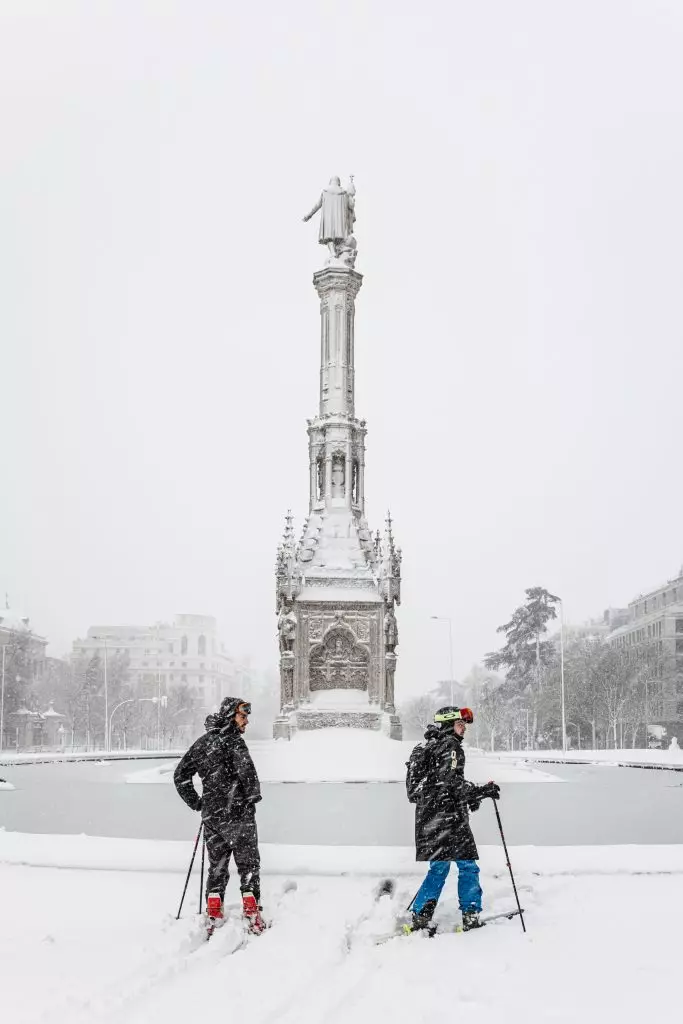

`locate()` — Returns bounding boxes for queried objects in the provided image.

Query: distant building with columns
[72,613,236,708]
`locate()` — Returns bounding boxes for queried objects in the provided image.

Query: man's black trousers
[203,818,261,904]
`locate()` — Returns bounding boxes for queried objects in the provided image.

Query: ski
[375,907,525,944]
[454,908,524,932]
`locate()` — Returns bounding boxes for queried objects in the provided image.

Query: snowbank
[0,779,15,791]
[2,829,682,877]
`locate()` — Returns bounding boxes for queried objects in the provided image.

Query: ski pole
[491,799,526,933]
[405,888,420,912]
[199,831,206,913]
[176,821,203,920]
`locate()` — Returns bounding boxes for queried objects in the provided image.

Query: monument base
[272,690,402,739]
[272,714,295,741]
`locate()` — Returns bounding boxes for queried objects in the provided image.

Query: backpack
[405,740,435,804]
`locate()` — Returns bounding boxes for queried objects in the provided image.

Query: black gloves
[477,781,501,801]
[468,796,482,813]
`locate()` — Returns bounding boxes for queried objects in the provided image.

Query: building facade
[607,569,683,729]
[274,223,403,739]
[72,613,236,708]
[0,607,48,682]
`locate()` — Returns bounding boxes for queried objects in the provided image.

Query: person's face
[454,720,466,738]
[235,706,250,733]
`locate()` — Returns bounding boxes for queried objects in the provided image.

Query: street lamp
[91,634,114,753]
[108,696,159,752]
[566,720,581,750]
[0,644,6,754]
[559,600,567,754]
[430,616,454,705]
[520,707,530,750]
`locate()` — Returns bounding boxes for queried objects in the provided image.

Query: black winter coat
[173,720,261,832]
[414,726,479,862]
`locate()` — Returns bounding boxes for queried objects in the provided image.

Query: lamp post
[430,616,454,705]
[559,600,567,753]
[150,633,179,752]
[0,644,6,754]
[108,696,159,752]
[91,634,114,752]
[566,720,581,750]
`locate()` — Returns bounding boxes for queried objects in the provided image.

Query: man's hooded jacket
[173,697,261,830]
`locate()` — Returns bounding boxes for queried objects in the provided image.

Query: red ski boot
[205,892,224,937]
[242,891,265,935]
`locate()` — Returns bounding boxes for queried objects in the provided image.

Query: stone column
[309,457,317,509]
[384,652,402,740]
[273,651,296,740]
[384,652,396,713]
[313,267,362,420]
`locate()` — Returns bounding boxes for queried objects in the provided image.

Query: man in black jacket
[407,705,500,933]
[174,696,264,932]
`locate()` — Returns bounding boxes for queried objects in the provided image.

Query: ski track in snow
[2,856,682,1024]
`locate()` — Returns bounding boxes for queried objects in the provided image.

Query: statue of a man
[384,605,398,652]
[277,600,297,654]
[303,175,356,261]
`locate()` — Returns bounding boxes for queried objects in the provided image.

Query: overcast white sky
[2,0,682,697]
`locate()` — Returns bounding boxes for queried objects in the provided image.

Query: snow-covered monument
[273,176,402,740]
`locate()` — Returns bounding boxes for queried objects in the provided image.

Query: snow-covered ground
[1,832,681,1024]
[490,746,683,768]
[126,731,562,784]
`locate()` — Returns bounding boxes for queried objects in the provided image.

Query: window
[677,702,683,717]
[181,662,187,668]
[676,620,683,634]
[200,663,205,670]
[198,635,206,657]
[181,674,187,684]
[199,675,204,684]
[181,636,188,655]
[144,649,150,655]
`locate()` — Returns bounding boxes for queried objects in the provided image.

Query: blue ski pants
[413,860,482,914]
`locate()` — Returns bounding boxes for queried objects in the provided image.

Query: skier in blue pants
[406,706,500,932]
[413,859,482,919]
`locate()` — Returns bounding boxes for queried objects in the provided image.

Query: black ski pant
[203,818,261,905]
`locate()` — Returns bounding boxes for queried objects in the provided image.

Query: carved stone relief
[309,627,369,692]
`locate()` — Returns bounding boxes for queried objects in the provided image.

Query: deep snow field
[1,833,680,1024]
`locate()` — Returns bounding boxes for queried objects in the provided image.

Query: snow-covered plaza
[1,833,681,1024]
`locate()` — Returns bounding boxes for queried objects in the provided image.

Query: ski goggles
[434,707,474,724]
[236,702,251,716]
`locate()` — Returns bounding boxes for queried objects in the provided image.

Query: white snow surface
[0,831,681,1023]
[490,746,683,767]
[0,779,15,790]
[125,732,562,784]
